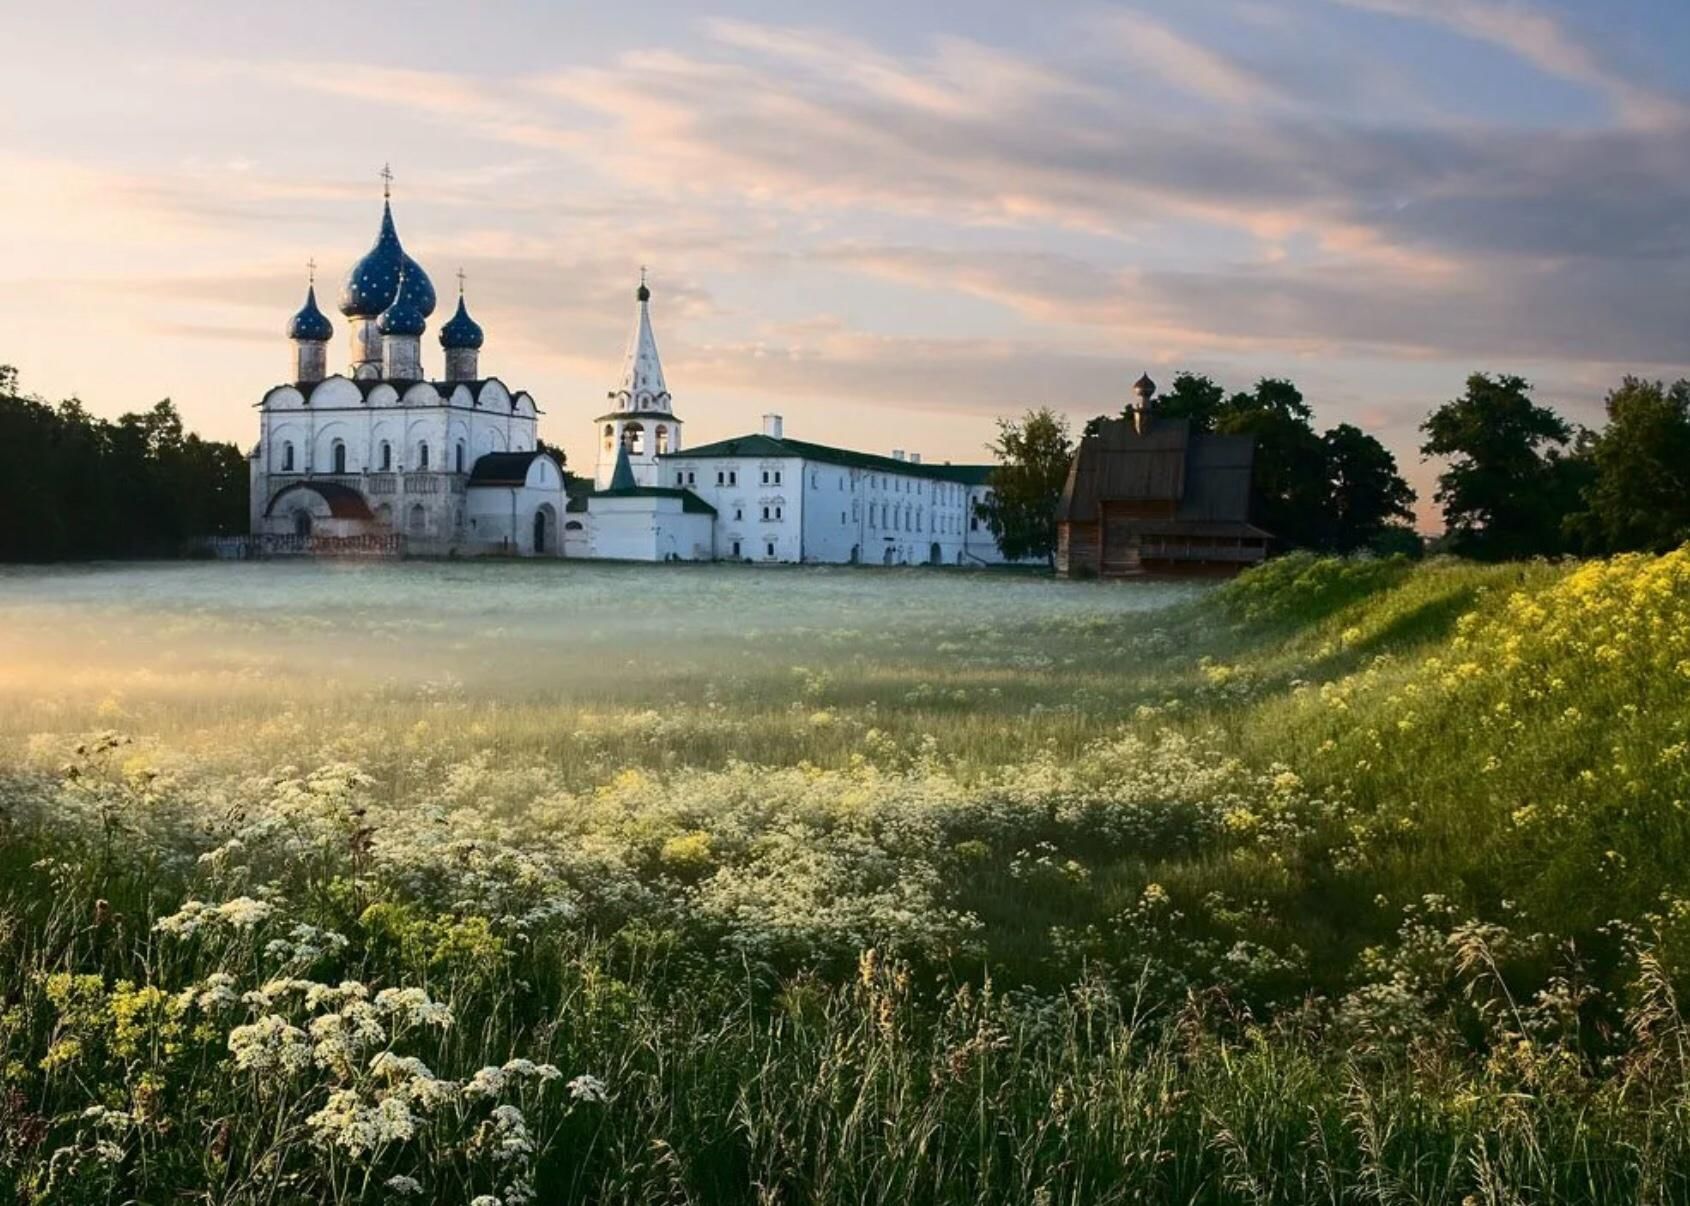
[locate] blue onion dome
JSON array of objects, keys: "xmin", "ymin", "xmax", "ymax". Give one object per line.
[
  {"xmin": 286, "ymin": 284, "xmax": 334, "ymax": 342},
  {"xmin": 339, "ymin": 201, "xmax": 406, "ymax": 317},
  {"xmin": 401, "ymin": 252, "xmax": 437, "ymax": 318},
  {"xmin": 376, "ymin": 264, "xmax": 429, "ymax": 336},
  {"xmin": 439, "ymin": 295, "xmax": 484, "ymax": 350}
]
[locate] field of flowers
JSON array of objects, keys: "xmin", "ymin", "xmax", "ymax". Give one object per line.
[{"xmin": 3, "ymin": 555, "xmax": 1690, "ymax": 1203}]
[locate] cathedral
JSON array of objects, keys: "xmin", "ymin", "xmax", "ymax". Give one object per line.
[{"xmin": 250, "ymin": 175, "xmax": 1019, "ymax": 566}]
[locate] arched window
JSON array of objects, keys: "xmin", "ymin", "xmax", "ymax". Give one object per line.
[
  {"xmin": 655, "ymin": 425, "xmax": 669, "ymax": 454},
  {"xmin": 331, "ymin": 440, "xmax": 346, "ymax": 474},
  {"xmin": 408, "ymin": 503, "xmax": 427, "ymax": 534},
  {"xmin": 603, "ymin": 423, "xmax": 615, "ymax": 453},
  {"xmin": 623, "ymin": 422, "xmax": 646, "ymax": 454},
  {"xmin": 418, "ymin": 443, "xmax": 430, "ymax": 470},
  {"xmin": 379, "ymin": 441, "xmax": 392, "ymax": 471},
  {"xmin": 282, "ymin": 441, "xmax": 295, "ymax": 472},
  {"xmin": 455, "ymin": 442, "xmax": 465, "ymax": 473}
]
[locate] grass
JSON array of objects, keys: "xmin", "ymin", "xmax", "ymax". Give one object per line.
[{"xmin": 2, "ymin": 554, "xmax": 1690, "ymax": 1202}]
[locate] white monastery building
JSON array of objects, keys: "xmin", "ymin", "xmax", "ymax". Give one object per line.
[{"xmin": 250, "ymin": 177, "xmax": 1015, "ymax": 566}]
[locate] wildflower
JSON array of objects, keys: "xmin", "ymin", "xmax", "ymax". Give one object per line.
[
  {"xmin": 464, "ymin": 1066, "xmax": 508, "ymax": 1099},
  {"xmin": 307, "ymin": 1089, "xmax": 417, "ymax": 1156},
  {"xmin": 567, "ymin": 1074, "xmax": 607, "ymax": 1104},
  {"xmin": 386, "ymin": 1176, "xmax": 424, "ymax": 1196},
  {"xmin": 228, "ymin": 1015, "xmax": 310, "ymax": 1074}
]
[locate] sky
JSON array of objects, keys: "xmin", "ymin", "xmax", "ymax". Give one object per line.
[{"xmin": 4, "ymin": 0, "xmax": 1689, "ymax": 529}]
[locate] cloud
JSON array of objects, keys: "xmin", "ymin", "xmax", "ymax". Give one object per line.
[
  {"xmin": 1332, "ymin": 0, "xmax": 1686, "ymax": 125},
  {"xmin": 1089, "ymin": 10, "xmax": 1279, "ymax": 108}
]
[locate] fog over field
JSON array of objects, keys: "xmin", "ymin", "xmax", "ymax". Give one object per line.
[{"xmin": 0, "ymin": 562, "xmax": 1201, "ymax": 779}]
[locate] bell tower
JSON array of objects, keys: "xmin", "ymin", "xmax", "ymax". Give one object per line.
[{"xmin": 594, "ymin": 270, "xmax": 682, "ymax": 488}]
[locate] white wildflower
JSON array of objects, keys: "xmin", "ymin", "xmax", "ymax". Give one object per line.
[
  {"xmin": 308, "ymin": 1089, "xmax": 416, "ymax": 1156},
  {"xmin": 214, "ymin": 895, "xmax": 274, "ymax": 929},
  {"xmin": 385, "ymin": 1175, "xmax": 424, "ymax": 1196},
  {"xmin": 375, "ymin": 986, "xmax": 452, "ymax": 1028},
  {"xmin": 463, "ymin": 1066, "xmax": 508, "ymax": 1099},
  {"xmin": 567, "ymin": 1074, "xmax": 607, "ymax": 1103},
  {"xmin": 228, "ymin": 1015, "xmax": 310, "ymax": 1074}
]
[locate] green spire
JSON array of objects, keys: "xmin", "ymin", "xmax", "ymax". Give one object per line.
[{"xmin": 609, "ymin": 439, "xmax": 637, "ymax": 490}]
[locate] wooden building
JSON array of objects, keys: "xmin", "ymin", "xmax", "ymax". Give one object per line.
[{"xmin": 1056, "ymin": 375, "xmax": 1271, "ymax": 579}]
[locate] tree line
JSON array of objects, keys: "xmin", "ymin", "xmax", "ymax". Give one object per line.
[
  {"xmin": 0, "ymin": 365, "xmax": 248, "ymax": 561},
  {"xmin": 980, "ymin": 370, "xmax": 1690, "ymax": 565}
]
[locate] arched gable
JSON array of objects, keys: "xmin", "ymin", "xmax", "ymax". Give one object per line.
[
  {"xmin": 261, "ymin": 384, "xmax": 305, "ymax": 410},
  {"xmin": 306, "ymin": 377, "xmax": 363, "ymax": 409},
  {"xmin": 401, "ymin": 382, "xmax": 442, "ymax": 408}
]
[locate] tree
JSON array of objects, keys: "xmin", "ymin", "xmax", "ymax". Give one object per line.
[
  {"xmin": 1153, "ymin": 372, "xmax": 1227, "ymax": 431},
  {"xmin": 1570, "ymin": 377, "xmax": 1690, "ymax": 554},
  {"xmin": 1420, "ymin": 373, "xmax": 1581, "ymax": 560},
  {"xmin": 1213, "ymin": 379, "xmax": 1332, "ymax": 549},
  {"xmin": 977, "ymin": 407, "xmax": 1074, "ymax": 566},
  {"xmin": 0, "ymin": 367, "xmax": 247, "ymax": 561},
  {"xmin": 1322, "ymin": 423, "xmax": 1417, "ymax": 553}
]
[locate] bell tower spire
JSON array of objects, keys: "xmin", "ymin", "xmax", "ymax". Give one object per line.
[{"xmin": 594, "ymin": 271, "xmax": 682, "ymax": 488}]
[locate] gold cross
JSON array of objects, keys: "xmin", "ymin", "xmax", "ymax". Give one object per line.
[
  {"xmin": 380, "ymin": 162, "xmax": 393, "ymax": 198},
  {"xmin": 457, "ymin": 267, "xmax": 466, "ymax": 295},
  {"xmin": 306, "ymin": 257, "xmax": 317, "ymax": 284}
]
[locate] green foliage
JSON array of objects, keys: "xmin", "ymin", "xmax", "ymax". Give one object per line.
[
  {"xmin": 976, "ymin": 407, "xmax": 1073, "ymax": 565},
  {"xmin": 0, "ymin": 367, "xmax": 247, "ymax": 560},
  {"xmin": 1570, "ymin": 376, "xmax": 1690, "ymax": 554},
  {"xmin": 1420, "ymin": 372, "xmax": 1585, "ymax": 560},
  {"xmin": 1323, "ymin": 422, "xmax": 1418, "ymax": 552}
]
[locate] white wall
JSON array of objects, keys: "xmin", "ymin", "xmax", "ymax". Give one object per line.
[{"xmin": 582, "ymin": 495, "xmax": 713, "ymax": 561}]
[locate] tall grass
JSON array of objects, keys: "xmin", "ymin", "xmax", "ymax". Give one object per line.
[{"xmin": 3, "ymin": 555, "xmax": 1690, "ymax": 1202}]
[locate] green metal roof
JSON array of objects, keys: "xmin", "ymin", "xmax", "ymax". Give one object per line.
[{"xmin": 663, "ymin": 433, "xmax": 996, "ymax": 486}]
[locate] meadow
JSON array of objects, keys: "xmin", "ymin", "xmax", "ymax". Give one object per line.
[{"xmin": 3, "ymin": 555, "xmax": 1690, "ymax": 1203}]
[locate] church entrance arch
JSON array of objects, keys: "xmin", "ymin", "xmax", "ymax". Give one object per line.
[
  {"xmin": 408, "ymin": 503, "xmax": 427, "ymax": 535},
  {"xmin": 532, "ymin": 503, "xmax": 557, "ymax": 554},
  {"xmin": 882, "ymin": 546, "xmax": 895, "ymax": 566},
  {"xmin": 929, "ymin": 542, "xmax": 942, "ymax": 565},
  {"xmin": 293, "ymin": 510, "xmax": 312, "ymax": 539}
]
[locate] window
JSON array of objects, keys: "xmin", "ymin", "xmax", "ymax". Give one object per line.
[
  {"xmin": 603, "ymin": 423, "xmax": 614, "ymax": 452},
  {"xmin": 765, "ymin": 542, "xmax": 775, "ymax": 558},
  {"xmin": 970, "ymin": 514, "xmax": 979, "ymax": 532},
  {"xmin": 282, "ymin": 441, "xmax": 295, "ymax": 471},
  {"xmin": 734, "ymin": 507, "xmax": 743, "ymax": 521},
  {"xmin": 624, "ymin": 422, "xmax": 646, "ymax": 454},
  {"xmin": 774, "ymin": 470, "xmax": 782, "ymax": 485},
  {"xmin": 455, "ymin": 442, "xmax": 465, "ymax": 473},
  {"xmin": 761, "ymin": 470, "xmax": 769, "ymax": 485},
  {"xmin": 687, "ymin": 471, "xmax": 696, "ymax": 485},
  {"xmin": 841, "ymin": 511, "xmax": 847, "ymax": 525},
  {"xmin": 418, "ymin": 444, "xmax": 430, "ymax": 470},
  {"xmin": 656, "ymin": 425, "xmax": 670, "ymax": 454},
  {"xmin": 379, "ymin": 441, "xmax": 392, "ymax": 470},
  {"xmin": 732, "ymin": 540, "xmax": 741, "ymax": 558},
  {"xmin": 716, "ymin": 471, "xmax": 724, "ymax": 486},
  {"xmin": 331, "ymin": 440, "xmax": 346, "ymax": 474},
  {"xmin": 728, "ymin": 470, "xmax": 738, "ymax": 486}
]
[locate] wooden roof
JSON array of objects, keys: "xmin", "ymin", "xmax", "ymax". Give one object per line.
[{"xmin": 1057, "ymin": 415, "xmax": 1259, "ymax": 528}]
